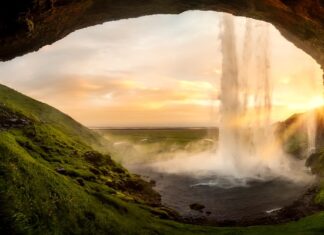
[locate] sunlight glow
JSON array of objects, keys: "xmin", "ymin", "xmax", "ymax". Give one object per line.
[{"xmin": 0, "ymin": 11, "xmax": 322, "ymax": 127}]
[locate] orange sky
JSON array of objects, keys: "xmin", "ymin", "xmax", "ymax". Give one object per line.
[{"xmin": 0, "ymin": 11, "xmax": 322, "ymax": 127}]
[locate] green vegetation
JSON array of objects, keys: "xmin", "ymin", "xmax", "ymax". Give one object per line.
[
  {"xmin": 1, "ymin": 84, "xmax": 324, "ymax": 234},
  {"xmin": 283, "ymin": 133, "xmax": 308, "ymax": 158},
  {"xmin": 307, "ymin": 152, "xmax": 324, "ymax": 177},
  {"xmin": 276, "ymin": 113, "xmax": 309, "ymax": 159},
  {"xmin": 307, "ymin": 150, "xmax": 324, "ymax": 205},
  {"xmin": 0, "ymin": 85, "xmax": 102, "ymax": 148},
  {"xmin": 98, "ymin": 128, "xmax": 216, "ymax": 164},
  {"xmin": 98, "ymin": 128, "xmax": 213, "ymax": 145}
]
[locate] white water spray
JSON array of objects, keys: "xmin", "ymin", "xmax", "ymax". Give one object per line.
[
  {"xmin": 216, "ymin": 14, "xmax": 298, "ymax": 179},
  {"xmin": 125, "ymin": 14, "xmax": 314, "ymax": 185},
  {"xmin": 218, "ymin": 14, "xmax": 240, "ymax": 173},
  {"xmin": 306, "ymin": 110, "xmax": 317, "ymax": 155}
]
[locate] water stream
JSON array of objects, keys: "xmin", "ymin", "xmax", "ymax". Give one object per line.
[{"xmin": 215, "ymin": 15, "xmax": 295, "ymax": 180}]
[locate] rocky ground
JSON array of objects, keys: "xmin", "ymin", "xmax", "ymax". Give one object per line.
[{"xmin": 0, "ymin": 103, "xmax": 31, "ymax": 130}]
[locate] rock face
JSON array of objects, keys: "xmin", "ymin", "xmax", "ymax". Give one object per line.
[
  {"xmin": 0, "ymin": 0, "xmax": 323, "ymax": 70},
  {"xmin": 0, "ymin": 104, "xmax": 31, "ymax": 130}
]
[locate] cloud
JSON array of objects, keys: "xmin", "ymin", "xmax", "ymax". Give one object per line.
[{"xmin": 27, "ymin": 73, "xmax": 216, "ymax": 105}]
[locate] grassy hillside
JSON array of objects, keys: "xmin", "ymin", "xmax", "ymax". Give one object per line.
[
  {"xmin": 97, "ymin": 128, "xmax": 216, "ymax": 165},
  {"xmin": 0, "ymin": 85, "xmax": 101, "ymax": 146},
  {"xmin": 276, "ymin": 108, "xmax": 324, "ymax": 159},
  {"xmin": 0, "ymin": 84, "xmax": 164, "ymax": 234},
  {"xmin": 1, "ymin": 84, "xmax": 324, "ymax": 235}
]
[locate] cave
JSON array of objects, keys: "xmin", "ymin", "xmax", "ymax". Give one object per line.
[
  {"xmin": 0, "ymin": 0, "xmax": 323, "ymax": 71},
  {"xmin": 0, "ymin": 1, "xmax": 324, "ymax": 234}
]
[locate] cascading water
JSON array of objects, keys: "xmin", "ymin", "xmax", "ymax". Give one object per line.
[
  {"xmin": 216, "ymin": 14, "xmax": 293, "ymax": 179},
  {"xmin": 218, "ymin": 14, "xmax": 240, "ymax": 173},
  {"xmin": 305, "ymin": 70, "xmax": 318, "ymax": 156},
  {"xmin": 147, "ymin": 13, "xmax": 313, "ymax": 185},
  {"xmin": 306, "ymin": 110, "xmax": 317, "ymax": 155}
]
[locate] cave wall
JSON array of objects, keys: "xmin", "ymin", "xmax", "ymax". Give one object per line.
[{"xmin": 0, "ymin": 0, "xmax": 323, "ymax": 71}]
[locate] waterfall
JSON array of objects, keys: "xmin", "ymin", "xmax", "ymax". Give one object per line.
[
  {"xmin": 305, "ymin": 70, "xmax": 318, "ymax": 156},
  {"xmin": 216, "ymin": 14, "xmax": 283, "ymax": 177},
  {"xmin": 218, "ymin": 14, "xmax": 240, "ymax": 173},
  {"xmin": 306, "ymin": 110, "xmax": 317, "ymax": 155}
]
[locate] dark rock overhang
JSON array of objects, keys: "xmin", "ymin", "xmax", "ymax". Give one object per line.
[{"xmin": 0, "ymin": 0, "xmax": 323, "ymax": 71}]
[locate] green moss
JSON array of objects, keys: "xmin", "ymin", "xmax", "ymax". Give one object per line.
[
  {"xmin": 284, "ymin": 133, "xmax": 308, "ymax": 158},
  {"xmin": 0, "ymin": 85, "xmax": 102, "ymax": 148},
  {"xmin": 315, "ymin": 186, "xmax": 324, "ymax": 205},
  {"xmin": 307, "ymin": 151, "xmax": 324, "ymax": 177},
  {"xmin": 26, "ymin": 18, "xmax": 34, "ymax": 32}
]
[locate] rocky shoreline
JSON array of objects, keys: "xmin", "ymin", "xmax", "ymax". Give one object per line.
[{"xmin": 165, "ymin": 182, "xmax": 323, "ymax": 227}]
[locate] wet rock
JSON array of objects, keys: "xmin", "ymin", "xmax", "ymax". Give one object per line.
[
  {"xmin": 81, "ymin": 174, "xmax": 96, "ymax": 182},
  {"xmin": 16, "ymin": 139, "xmax": 34, "ymax": 151},
  {"xmin": 0, "ymin": 105, "xmax": 31, "ymax": 130},
  {"xmin": 124, "ymin": 179, "xmax": 144, "ymax": 191},
  {"xmin": 190, "ymin": 203, "xmax": 205, "ymax": 212},
  {"xmin": 149, "ymin": 179, "xmax": 156, "ymax": 186},
  {"xmin": 105, "ymin": 177, "xmax": 161, "ymax": 206},
  {"xmin": 83, "ymin": 151, "xmax": 104, "ymax": 166},
  {"xmin": 76, "ymin": 178, "xmax": 85, "ymax": 186},
  {"xmin": 112, "ymin": 166, "xmax": 126, "ymax": 174},
  {"xmin": 56, "ymin": 167, "xmax": 66, "ymax": 175},
  {"xmin": 41, "ymin": 145, "xmax": 52, "ymax": 153},
  {"xmin": 105, "ymin": 181, "xmax": 114, "ymax": 188},
  {"xmin": 100, "ymin": 169, "xmax": 109, "ymax": 176},
  {"xmin": 149, "ymin": 206, "xmax": 181, "ymax": 220},
  {"xmin": 89, "ymin": 167, "xmax": 100, "ymax": 175},
  {"xmin": 83, "ymin": 151, "xmax": 113, "ymax": 167},
  {"xmin": 84, "ymin": 211, "xmax": 95, "ymax": 221}
]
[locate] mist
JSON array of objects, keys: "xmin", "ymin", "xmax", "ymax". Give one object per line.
[{"xmin": 100, "ymin": 14, "xmax": 316, "ymax": 188}]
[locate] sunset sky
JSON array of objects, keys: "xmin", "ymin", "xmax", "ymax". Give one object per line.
[{"xmin": 0, "ymin": 11, "xmax": 322, "ymax": 127}]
